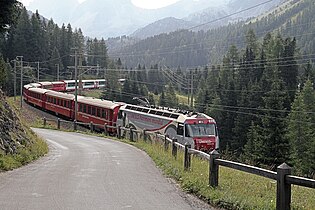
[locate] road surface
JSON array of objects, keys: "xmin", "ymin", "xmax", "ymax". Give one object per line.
[{"xmin": 0, "ymin": 129, "xmax": 213, "ymax": 210}]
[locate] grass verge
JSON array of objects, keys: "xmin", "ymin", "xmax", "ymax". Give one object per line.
[{"xmin": 120, "ymin": 138, "xmax": 315, "ymax": 210}]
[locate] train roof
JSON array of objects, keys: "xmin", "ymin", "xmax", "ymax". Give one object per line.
[
  {"xmin": 63, "ymin": 80, "xmax": 76, "ymax": 83},
  {"xmin": 121, "ymin": 104, "xmax": 215, "ymax": 123},
  {"xmin": 28, "ymin": 87, "xmax": 50, "ymax": 94},
  {"xmin": 39, "ymin": 81, "xmax": 52, "ymax": 85},
  {"xmin": 77, "ymin": 97, "xmax": 122, "ymax": 110},
  {"xmin": 51, "ymin": 81, "xmax": 65, "ymax": 84},
  {"xmin": 23, "ymin": 84, "xmax": 34, "ymax": 89},
  {"xmin": 46, "ymin": 90, "xmax": 75, "ymax": 100},
  {"xmin": 29, "ymin": 83, "xmax": 41, "ymax": 88}
]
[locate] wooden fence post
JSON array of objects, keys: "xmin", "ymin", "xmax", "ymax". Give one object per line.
[
  {"xmin": 276, "ymin": 163, "xmax": 291, "ymax": 210},
  {"xmin": 90, "ymin": 121, "xmax": 94, "ymax": 132},
  {"xmin": 117, "ymin": 125, "xmax": 121, "ymax": 139},
  {"xmin": 104, "ymin": 124, "xmax": 108, "ymax": 136},
  {"xmin": 143, "ymin": 130, "xmax": 147, "ymax": 142},
  {"xmin": 209, "ymin": 150, "xmax": 220, "ymax": 187},
  {"xmin": 43, "ymin": 117, "xmax": 46, "ymax": 127},
  {"xmin": 172, "ymin": 138, "xmax": 177, "ymax": 159},
  {"xmin": 57, "ymin": 118, "xmax": 60, "ymax": 129},
  {"xmin": 164, "ymin": 135, "xmax": 169, "ymax": 151},
  {"xmin": 184, "ymin": 144, "xmax": 191, "ymax": 171},
  {"xmin": 73, "ymin": 120, "xmax": 77, "ymax": 131},
  {"xmin": 130, "ymin": 128, "xmax": 133, "ymax": 141}
]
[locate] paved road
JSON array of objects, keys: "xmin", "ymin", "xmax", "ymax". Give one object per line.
[{"xmin": 0, "ymin": 129, "xmax": 213, "ymax": 210}]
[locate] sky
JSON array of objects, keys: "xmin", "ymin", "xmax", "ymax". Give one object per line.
[{"xmin": 19, "ymin": 0, "xmax": 182, "ymax": 9}]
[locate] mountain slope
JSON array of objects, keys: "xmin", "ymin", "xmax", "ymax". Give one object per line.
[
  {"xmin": 130, "ymin": 0, "xmax": 284, "ymax": 39},
  {"xmin": 131, "ymin": 17, "xmax": 195, "ymax": 39},
  {"xmin": 108, "ymin": 0, "xmax": 314, "ymax": 68}
]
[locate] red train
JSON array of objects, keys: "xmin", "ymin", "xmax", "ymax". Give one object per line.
[
  {"xmin": 24, "ymin": 86, "xmax": 122, "ymax": 133},
  {"xmin": 23, "ymin": 80, "xmax": 219, "ymax": 151}
]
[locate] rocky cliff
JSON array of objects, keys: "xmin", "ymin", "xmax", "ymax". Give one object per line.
[{"xmin": 0, "ymin": 90, "xmax": 32, "ymax": 155}]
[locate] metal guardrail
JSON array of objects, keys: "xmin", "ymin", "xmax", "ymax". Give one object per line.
[{"xmin": 42, "ymin": 118, "xmax": 314, "ymax": 209}]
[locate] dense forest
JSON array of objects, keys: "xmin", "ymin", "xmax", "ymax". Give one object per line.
[
  {"xmin": 0, "ymin": 6, "xmax": 109, "ymax": 95},
  {"xmin": 0, "ymin": 1, "xmax": 314, "ymax": 177},
  {"xmin": 107, "ymin": 30, "xmax": 315, "ymax": 177},
  {"xmin": 109, "ymin": 0, "xmax": 315, "ymax": 69}
]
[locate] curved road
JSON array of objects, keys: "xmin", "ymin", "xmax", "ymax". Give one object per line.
[{"xmin": 0, "ymin": 129, "xmax": 213, "ymax": 210}]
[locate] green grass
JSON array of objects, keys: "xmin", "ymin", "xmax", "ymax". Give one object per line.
[
  {"xmin": 121, "ymin": 138, "xmax": 315, "ymax": 210},
  {"xmin": 81, "ymin": 89, "xmax": 103, "ymax": 98}
]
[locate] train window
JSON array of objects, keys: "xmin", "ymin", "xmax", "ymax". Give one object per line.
[
  {"xmin": 54, "ymin": 98, "xmax": 56, "ymax": 104},
  {"xmin": 83, "ymin": 104, "xmax": 86, "ymax": 113},
  {"xmin": 142, "ymin": 108, "xmax": 149, "ymax": 113},
  {"xmin": 118, "ymin": 110, "xmax": 123, "ymax": 119},
  {"xmin": 63, "ymin": 100, "xmax": 66, "ymax": 107},
  {"xmin": 102, "ymin": 109, "xmax": 106, "ymax": 119},
  {"xmin": 84, "ymin": 82, "xmax": 94, "ymax": 86},
  {"xmin": 92, "ymin": 107, "xmax": 96, "ymax": 115},
  {"xmin": 136, "ymin": 107, "xmax": 142, "ymax": 111},
  {"xmin": 69, "ymin": 101, "xmax": 72, "ymax": 108},
  {"xmin": 156, "ymin": 111, "xmax": 163, "ymax": 116},
  {"xmin": 79, "ymin": 104, "xmax": 82, "ymax": 112},
  {"xmin": 149, "ymin": 110, "xmax": 157, "ymax": 114},
  {"xmin": 170, "ymin": 114, "xmax": 179, "ymax": 119},
  {"xmin": 88, "ymin": 106, "xmax": 91, "ymax": 114},
  {"xmin": 163, "ymin": 113, "xmax": 171, "ymax": 117},
  {"xmin": 97, "ymin": 109, "xmax": 100, "ymax": 117}
]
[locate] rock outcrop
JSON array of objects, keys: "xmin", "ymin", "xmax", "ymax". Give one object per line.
[{"xmin": 0, "ymin": 90, "xmax": 31, "ymax": 155}]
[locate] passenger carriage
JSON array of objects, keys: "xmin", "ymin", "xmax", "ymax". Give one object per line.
[
  {"xmin": 77, "ymin": 97, "xmax": 123, "ymax": 133},
  {"xmin": 45, "ymin": 91, "xmax": 75, "ymax": 118},
  {"xmin": 26, "ymin": 88, "xmax": 49, "ymax": 109},
  {"xmin": 38, "ymin": 81, "xmax": 53, "ymax": 90},
  {"xmin": 51, "ymin": 81, "xmax": 66, "ymax": 92}
]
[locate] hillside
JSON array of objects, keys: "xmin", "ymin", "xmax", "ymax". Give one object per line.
[
  {"xmin": 0, "ymin": 91, "xmax": 48, "ymax": 171},
  {"xmin": 26, "ymin": 0, "xmax": 228, "ymax": 38},
  {"xmin": 109, "ymin": 0, "xmax": 315, "ymax": 68},
  {"xmin": 131, "ymin": 0, "xmax": 284, "ymax": 39}
]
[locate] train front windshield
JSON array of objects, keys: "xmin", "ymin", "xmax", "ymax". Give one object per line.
[{"xmin": 185, "ymin": 123, "xmax": 216, "ymax": 137}]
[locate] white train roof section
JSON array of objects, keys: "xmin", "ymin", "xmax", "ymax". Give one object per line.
[
  {"xmin": 121, "ymin": 104, "xmax": 215, "ymax": 123},
  {"xmin": 78, "ymin": 97, "xmax": 121, "ymax": 110},
  {"xmin": 46, "ymin": 91, "xmax": 75, "ymax": 100},
  {"xmin": 28, "ymin": 87, "xmax": 50, "ymax": 94},
  {"xmin": 39, "ymin": 81, "xmax": 52, "ymax": 85}
]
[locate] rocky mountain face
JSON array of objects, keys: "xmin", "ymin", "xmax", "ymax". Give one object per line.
[
  {"xmin": 0, "ymin": 90, "xmax": 31, "ymax": 155},
  {"xmin": 27, "ymin": 0, "xmax": 228, "ymax": 38},
  {"xmin": 130, "ymin": 0, "xmax": 285, "ymax": 39}
]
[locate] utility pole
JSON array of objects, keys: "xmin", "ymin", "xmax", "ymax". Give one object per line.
[
  {"xmin": 13, "ymin": 59, "xmax": 16, "ymax": 101},
  {"xmin": 190, "ymin": 70, "xmax": 193, "ymax": 108},
  {"xmin": 16, "ymin": 56, "xmax": 23, "ymax": 108},
  {"xmin": 74, "ymin": 49, "xmax": 78, "ymax": 121},
  {"xmin": 37, "ymin": 61, "xmax": 40, "ymax": 82},
  {"xmin": 55, "ymin": 64, "xmax": 59, "ymax": 81}
]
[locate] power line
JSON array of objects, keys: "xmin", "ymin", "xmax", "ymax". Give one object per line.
[{"xmin": 188, "ymin": 0, "xmax": 275, "ymax": 30}]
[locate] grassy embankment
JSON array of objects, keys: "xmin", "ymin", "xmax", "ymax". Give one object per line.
[
  {"xmin": 0, "ymin": 97, "xmax": 48, "ymax": 171},
  {"xmin": 128, "ymin": 139, "xmax": 315, "ymax": 210}
]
